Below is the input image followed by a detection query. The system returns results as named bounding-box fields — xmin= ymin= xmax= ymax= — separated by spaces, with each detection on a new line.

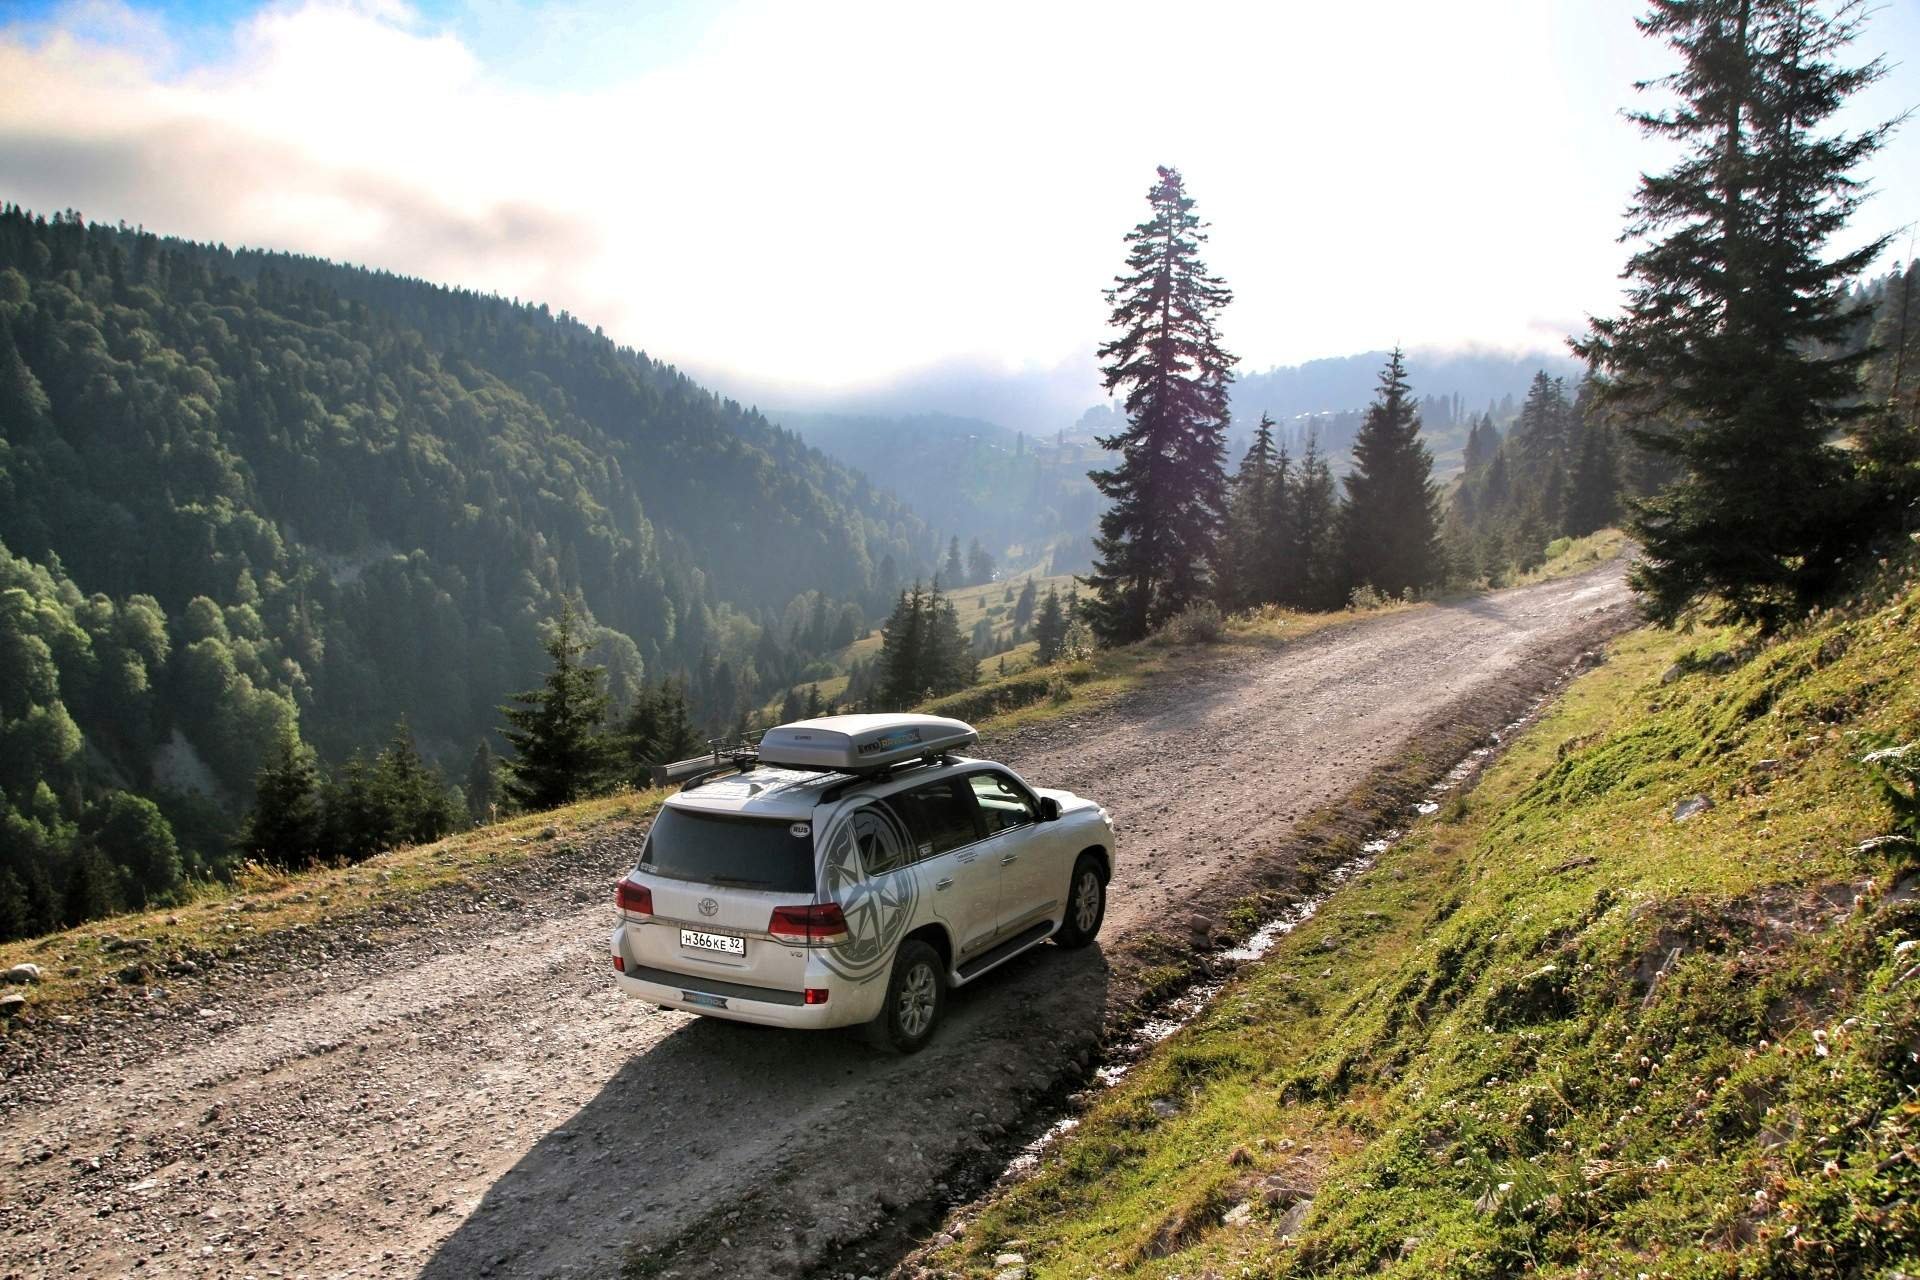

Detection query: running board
xmin=954 ymin=920 xmax=1056 ymax=984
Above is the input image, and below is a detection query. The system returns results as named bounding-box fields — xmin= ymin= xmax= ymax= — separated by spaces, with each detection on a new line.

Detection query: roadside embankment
xmin=918 ymin=564 xmax=1920 ymax=1279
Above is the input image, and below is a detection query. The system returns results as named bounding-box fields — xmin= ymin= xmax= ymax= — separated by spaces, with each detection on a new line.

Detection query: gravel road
xmin=0 ymin=566 xmax=1633 ymax=1280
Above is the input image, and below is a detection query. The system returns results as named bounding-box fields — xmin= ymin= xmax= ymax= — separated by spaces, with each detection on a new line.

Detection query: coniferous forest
xmin=0 ymin=207 xmax=932 ymax=937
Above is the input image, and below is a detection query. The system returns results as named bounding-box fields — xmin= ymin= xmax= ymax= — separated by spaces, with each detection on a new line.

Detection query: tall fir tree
xmin=1287 ymin=434 xmax=1344 ymax=611
xmin=1221 ymin=413 xmax=1293 ymax=609
xmin=1574 ymin=0 xmax=1894 ymax=628
xmin=1566 ymin=421 xmax=1622 ymax=535
xmin=1084 ymin=166 xmax=1236 ymax=644
xmin=498 ymin=602 xmax=623 ymax=811
xmin=238 ymin=730 xmax=325 ymax=867
xmin=464 ymin=741 xmax=498 ymax=824
xmin=1341 ymin=349 xmax=1443 ymax=598
xmin=1032 ymin=588 xmax=1068 ymax=666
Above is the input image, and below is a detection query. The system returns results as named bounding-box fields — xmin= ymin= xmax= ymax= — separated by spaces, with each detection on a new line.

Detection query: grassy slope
xmin=931 ymin=565 xmax=1920 ymax=1279
xmin=0 ymin=792 xmax=665 ymax=1019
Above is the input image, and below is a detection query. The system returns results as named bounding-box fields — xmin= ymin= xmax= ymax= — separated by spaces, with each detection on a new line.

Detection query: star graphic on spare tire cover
xmin=817 ymin=802 xmax=917 ymax=981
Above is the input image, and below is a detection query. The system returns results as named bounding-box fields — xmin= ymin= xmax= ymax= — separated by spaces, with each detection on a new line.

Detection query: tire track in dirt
xmin=0 ymin=567 xmax=1633 ymax=1280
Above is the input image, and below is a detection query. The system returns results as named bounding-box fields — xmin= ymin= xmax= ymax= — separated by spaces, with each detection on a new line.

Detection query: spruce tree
xmin=499 ymin=603 xmax=623 ymax=811
xmin=1341 ymin=349 xmax=1442 ymax=598
xmin=1084 ymin=166 xmax=1236 ymax=644
xmin=1463 ymin=415 xmax=1502 ymax=472
xmin=877 ymin=585 xmax=928 ymax=707
xmin=372 ymin=721 xmax=456 ymax=847
xmin=1221 ymin=413 xmax=1291 ymax=609
xmin=1575 ymin=0 xmax=1895 ymax=628
xmin=239 ymin=730 xmax=325 ymax=867
xmin=1287 ymin=435 xmax=1343 ymax=611
xmin=465 ymin=741 xmax=498 ymax=824
xmin=625 ymin=679 xmax=702 ymax=776
xmin=1033 ymin=588 xmax=1067 ymax=665
xmin=1013 ymin=577 xmax=1037 ymax=629
xmin=1566 ymin=421 xmax=1622 ymax=535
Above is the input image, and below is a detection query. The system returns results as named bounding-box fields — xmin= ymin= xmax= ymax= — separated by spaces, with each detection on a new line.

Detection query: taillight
xmin=804 ymin=988 xmax=829 ymax=1005
xmin=612 ymin=955 xmax=625 ymax=972
xmin=615 ymin=880 xmax=653 ymax=915
xmin=768 ymin=903 xmax=849 ymax=946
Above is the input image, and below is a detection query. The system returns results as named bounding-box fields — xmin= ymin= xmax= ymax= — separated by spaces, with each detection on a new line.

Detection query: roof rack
xmin=650 ymin=714 xmax=979 ymax=792
xmin=650 ymin=733 xmax=763 ymax=790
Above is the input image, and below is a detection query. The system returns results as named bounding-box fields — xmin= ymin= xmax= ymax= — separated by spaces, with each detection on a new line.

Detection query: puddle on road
xmin=998 ymin=697 xmax=1548 ymax=1184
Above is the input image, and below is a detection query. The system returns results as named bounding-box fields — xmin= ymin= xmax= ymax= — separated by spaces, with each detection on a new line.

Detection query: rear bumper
xmin=610 ymin=924 xmax=876 ymax=1029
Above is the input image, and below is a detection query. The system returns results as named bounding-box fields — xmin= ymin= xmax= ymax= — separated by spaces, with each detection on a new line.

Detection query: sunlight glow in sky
xmin=2 ymin=0 xmax=1916 ymax=422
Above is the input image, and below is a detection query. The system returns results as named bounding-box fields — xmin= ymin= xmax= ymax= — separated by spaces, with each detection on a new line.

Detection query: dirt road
xmin=0 ymin=567 xmax=1633 ymax=1280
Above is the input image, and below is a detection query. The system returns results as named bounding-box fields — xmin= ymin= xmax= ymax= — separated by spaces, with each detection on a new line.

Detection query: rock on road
xmin=0 ymin=565 xmax=1632 ymax=1280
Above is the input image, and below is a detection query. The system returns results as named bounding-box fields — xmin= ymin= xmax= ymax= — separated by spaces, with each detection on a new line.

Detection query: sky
xmin=1 ymin=0 xmax=1917 ymax=428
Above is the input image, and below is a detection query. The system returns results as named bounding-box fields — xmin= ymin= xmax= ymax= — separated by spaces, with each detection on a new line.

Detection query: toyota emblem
xmin=697 ymin=897 xmax=719 ymax=918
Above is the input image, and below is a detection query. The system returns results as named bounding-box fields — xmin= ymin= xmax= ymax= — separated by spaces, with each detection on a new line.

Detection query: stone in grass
xmin=1222 ymin=1201 xmax=1256 ymax=1227
xmin=1672 ymin=794 xmax=1714 ymax=822
xmin=4 ymin=963 xmax=42 ymax=984
xmin=1274 ymin=1198 xmax=1313 ymax=1237
xmin=0 ymin=991 xmax=26 ymax=1018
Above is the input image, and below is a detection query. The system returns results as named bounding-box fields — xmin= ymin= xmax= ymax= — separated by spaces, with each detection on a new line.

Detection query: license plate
xmin=680 ymin=928 xmax=745 ymax=956
xmin=682 ymin=991 xmax=728 ymax=1009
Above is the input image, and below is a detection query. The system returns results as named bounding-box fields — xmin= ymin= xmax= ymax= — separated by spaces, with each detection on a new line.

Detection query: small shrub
xmin=1060 ymin=618 xmax=1095 ymax=662
xmin=1162 ymin=601 xmax=1226 ymax=645
xmin=1047 ymin=674 xmax=1074 ymax=705
xmin=1347 ymin=583 xmax=1387 ymax=611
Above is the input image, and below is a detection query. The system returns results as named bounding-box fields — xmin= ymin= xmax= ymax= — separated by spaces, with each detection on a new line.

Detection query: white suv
xmin=611 ymin=714 xmax=1115 ymax=1051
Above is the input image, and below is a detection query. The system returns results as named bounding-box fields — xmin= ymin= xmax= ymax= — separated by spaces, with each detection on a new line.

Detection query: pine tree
xmin=779 ymin=687 xmax=804 ymax=724
xmin=465 ymin=741 xmax=498 ymax=824
xmin=1341 ymin=350 xmax=1442 ymax=598
xmin=1033 ymin=588 xmax=1067 ymax=666
xmin=1013 ymin=578 xmax=1037 ymax=629
xmin=944 ymin=537 xmax=965 ymax=586
xmin=1221 ymin=413 xmax=1292 ymax=609
xmin=1084 ymin=166 xmax=1236 ymax=644
xmin=966 ymin=539 xmax=995 ymax=586
xmin=372 ymin=721 xmax=457 ymax=847
xmin=877 ymin=585 xmax=928 ymax=708
xmin=1463 ymin=415 xmax=1502 ymax=472
xmin=499 ymin=602 xmax=623 ymax=811
xmin=1574 ymin=0 xmax=1895 ymax=628
xmin=624 ymin=678 xmax=702 ymax=775
xmin=1566 ymin=421 xmax=1622 ymax=535
xmin=238 ymin=730 xmax=325 ymax=867
xmin=1287 ymin=435 xmax=1343 ymax=611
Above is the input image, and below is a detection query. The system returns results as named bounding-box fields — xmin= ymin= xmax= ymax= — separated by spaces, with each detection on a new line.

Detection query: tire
xmin=1055 ymin=854 xmax=1107 ymax=949
xmin=869 ymin=939 xmax=944 ymax=1053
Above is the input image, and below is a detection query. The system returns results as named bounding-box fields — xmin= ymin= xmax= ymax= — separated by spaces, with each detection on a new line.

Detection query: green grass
xmin=1516 ymin=528 xmax=1631 ymax=587
xmin=930 ymin=558 xmax=1920 ymax=1279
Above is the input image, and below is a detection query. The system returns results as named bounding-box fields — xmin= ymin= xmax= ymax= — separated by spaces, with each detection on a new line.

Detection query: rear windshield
xmin=639 ymin=807 xmax=815 ymax=893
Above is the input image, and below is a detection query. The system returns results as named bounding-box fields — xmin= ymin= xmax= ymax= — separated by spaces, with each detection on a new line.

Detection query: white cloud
xmin=1 ymin=0 xmax=1915 ymax=417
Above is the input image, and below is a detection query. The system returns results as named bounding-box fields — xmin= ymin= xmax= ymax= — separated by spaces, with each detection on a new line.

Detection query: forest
xmin=0 ymin=206 xmax=938 ymax=938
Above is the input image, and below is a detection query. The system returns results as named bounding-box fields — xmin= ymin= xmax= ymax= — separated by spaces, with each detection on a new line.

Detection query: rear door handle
xmin=1000 ymin=854 xmax=1018 ymax=866
xmin=935 ymin=877 xmax=955 ymax=890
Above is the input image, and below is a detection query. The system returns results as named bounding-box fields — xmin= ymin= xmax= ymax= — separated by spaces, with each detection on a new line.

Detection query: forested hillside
xmin=0 ymin=206 xmax=931 ymax=936
xmin=776 ymin=410 xmax=1106 ymax=572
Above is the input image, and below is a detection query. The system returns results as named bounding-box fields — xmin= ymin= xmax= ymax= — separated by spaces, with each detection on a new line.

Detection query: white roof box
xmin=757 ymin=714 xmax=977 ymax=773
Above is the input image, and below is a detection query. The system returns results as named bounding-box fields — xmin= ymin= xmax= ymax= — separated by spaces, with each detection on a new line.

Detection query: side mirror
xmin=1039 ymin=796 xmax=1062 ymax=822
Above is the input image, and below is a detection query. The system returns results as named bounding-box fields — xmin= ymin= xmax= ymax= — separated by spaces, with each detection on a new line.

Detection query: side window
xmin=968 ymin=771 xmax=1037 ymax=835
xmin=847 ymin=802 xmax=914 ymax=877
xmin=889 ymin=778 xmax=982 ymax=860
